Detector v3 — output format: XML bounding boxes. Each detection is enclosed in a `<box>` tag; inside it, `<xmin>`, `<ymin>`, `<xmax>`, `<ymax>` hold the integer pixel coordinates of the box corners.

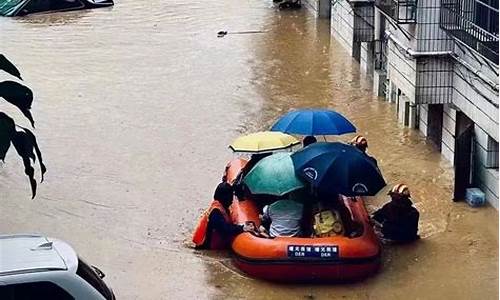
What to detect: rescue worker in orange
<box><xmin>193</xmin><ymin>182</ymin><xmax>255</xmax><ymax>249</ymax></box>
<box><xmin>350</xmin><ymin>135</ymin><xmax>378</xmax><ymax>166</ymax></box>
<box><xmin>371</xmin><ymin>184</ymin><xmax>420</xmax><ymax>243</ymax></box>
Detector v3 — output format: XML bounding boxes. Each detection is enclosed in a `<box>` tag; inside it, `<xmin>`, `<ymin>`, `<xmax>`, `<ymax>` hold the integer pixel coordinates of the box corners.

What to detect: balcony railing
<box><xmin>374</xmin><ymin>39</ymin><xmax>388</xmax><ymax>72</ymax></box>
<box><xmin>353</xmin><ymin>4</ymin><xmax>375</xmax><ymax>42</ymax></box>
<box><xmin>375</xmin><ymin>0</ymin><xmax>418</xmax><ymax>23</ymax></box>
<box><xmin>440</xmin><ymin>0</ymin><xmax>499</xmax><ymax>63</ymax></box>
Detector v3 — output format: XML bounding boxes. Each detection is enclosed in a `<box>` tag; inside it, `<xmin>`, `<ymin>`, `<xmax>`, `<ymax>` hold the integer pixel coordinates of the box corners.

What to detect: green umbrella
<box><xmin>243</xmin><ymin>152</ymin><xmax>305</xmax><ymax>196</ymax></box>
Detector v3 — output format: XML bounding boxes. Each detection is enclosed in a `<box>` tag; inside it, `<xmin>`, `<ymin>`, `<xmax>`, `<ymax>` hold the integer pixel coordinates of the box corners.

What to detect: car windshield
<box><xmin>0</xmin><ymin>0</ymin><xmax>23</xmax><ymax>15</ymax></box>
<box><xmin>76</xmin><ymin>257</ymin><xmax>114</xmax><ymax>300</ymax></box>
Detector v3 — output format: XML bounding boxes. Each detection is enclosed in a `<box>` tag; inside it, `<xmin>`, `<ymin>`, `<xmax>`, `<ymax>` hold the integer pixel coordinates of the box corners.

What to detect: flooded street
<box><xmin>0</xmin><ymin>0</ymin><xmax>497</xmax><ymax>298</ymax></box>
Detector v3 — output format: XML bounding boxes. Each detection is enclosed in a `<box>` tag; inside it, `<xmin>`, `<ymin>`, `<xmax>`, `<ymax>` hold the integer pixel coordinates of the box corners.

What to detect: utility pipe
<box><xmin>384</xmin><ymin>31</ymin><xmax>499</xmax><ymax>91</ymax></box>
<box><xmin>384</xmin><ymin>31</ymin><xmax>452</xmax><ymax>57</ymax></box>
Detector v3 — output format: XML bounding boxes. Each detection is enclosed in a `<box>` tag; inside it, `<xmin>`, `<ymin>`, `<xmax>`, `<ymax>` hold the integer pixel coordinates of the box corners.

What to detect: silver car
<box><xmin>0</xmin><ymin>0</ymin><xmax>114</xmax><ymax>17</ymax></box>
<box><xmin>0</xmin><ymin>234</ymin><xmax>115</xmax><ymax>300</ymax></box>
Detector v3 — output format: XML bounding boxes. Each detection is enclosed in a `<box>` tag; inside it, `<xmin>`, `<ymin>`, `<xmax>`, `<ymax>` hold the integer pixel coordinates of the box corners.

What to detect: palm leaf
<box><xmin>11</xmin><ymin>130</ymin><xmax>38</xmax><ymax>198</ymax></box>
<box><xmin>0</xmin><ymin>81</ymin><xmax>35</xmax><ymax>127</ymax></box>
<box><xmin>0</xmin><ymin>112</ymin><xmax>15</xmax><ymax>161</ymax></box>
<box><xmin>0</xmin><ymin>55</ymin><xmax>22</xmax><ymax>80</ymax></box>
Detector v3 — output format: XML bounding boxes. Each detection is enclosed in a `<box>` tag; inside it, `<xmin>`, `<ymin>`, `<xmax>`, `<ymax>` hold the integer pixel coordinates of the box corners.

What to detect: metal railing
<box><xmin>440</xmin><ymin>0</ymin><xmax>499</xmax><ymax>63</ymax></box>
<box><xmin>353</xmin><ymin>4</ymin><xmax>375</xmax><ymax>41</ymax></box>
<box><xmin>375</xmin><ymin>0</ymin><xmax>418</xmax><ymax>23</ymax></box>
<box><xmin>374</xmin><ymin>39</ymin><xmax>388</xmax><ymax>71</ymax></box>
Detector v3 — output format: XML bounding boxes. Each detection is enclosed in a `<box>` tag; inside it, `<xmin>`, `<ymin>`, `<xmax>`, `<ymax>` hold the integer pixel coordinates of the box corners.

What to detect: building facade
<box><xmin>305</xmin><ymin>0</ymin><xmax>499</xmax><ymax>208</ymax></box>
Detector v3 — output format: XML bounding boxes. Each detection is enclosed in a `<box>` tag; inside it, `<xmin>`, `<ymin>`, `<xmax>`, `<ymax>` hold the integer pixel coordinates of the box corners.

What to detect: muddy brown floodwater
<box><xmin>0</xmin><ymin>0</ymin><xmax>497</xmax><ymax>299</ymax></box>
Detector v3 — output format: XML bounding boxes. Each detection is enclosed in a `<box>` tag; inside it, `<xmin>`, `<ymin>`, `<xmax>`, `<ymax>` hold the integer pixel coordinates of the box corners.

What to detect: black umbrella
<box><xmin>291</xmin><ymin>142</ymin><xmax>386</xmax><ymax>196</ymax></box>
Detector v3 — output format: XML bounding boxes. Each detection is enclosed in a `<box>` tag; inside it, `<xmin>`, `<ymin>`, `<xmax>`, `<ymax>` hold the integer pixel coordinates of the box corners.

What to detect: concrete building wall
<box><xmin>451</xmin><ymin>45</ymin><xmax>499</xmax><ymax>207</ymax></box>
<box><xmin>452</xmin><ymin>46</ymin><xmax>499</xmax><ymax>141</ymax></box>
<box><xmin>473</xmin><ymin>126</ymin><xmax>499</xmax><ymax>209</ymax></box>
<box><xmin>331</xmin><ymin>0</ymin><xmax>355</xmax><ymax>54</ymax></box>
<box><xmin>415</xmin><ymin>0</ymin><xmax>453</xmax><ymax>52</ymax></box>
<box><xmin>303</xmin><ymin>0</ymin><xmax>320</xmax><ymax>13</ymax></box>
<box><xmin>419</xmin><ymin>104</ymin><xmax>428</xmax><ymax>136</ymax></box>
<box><xmin>360</xmin><ymin>42</ymin><xmax>374</xmax><ymax>73</ymax></box>
<box><xmin>328</xmin><ymin>0</ymin><xmax>499</xmax><ymax>207</ymax></box>
<box><xmin>441</xmin><ymin>104</ymin><xmax>456</xmax><ymax>164</ymax></box>
<box><xmin>386</xmin><ymin>40</ymin><xmax>417</xmax><ymax>103</ymax></box>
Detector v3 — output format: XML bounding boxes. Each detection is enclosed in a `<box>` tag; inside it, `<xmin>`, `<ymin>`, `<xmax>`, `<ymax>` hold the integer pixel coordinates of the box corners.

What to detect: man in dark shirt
<box><xmin>193</xmin><ymin>182</ymin><xmax>254</xmax><ymax>249</ymax></box>
<box><xmin>372</xmin><ymin>184</ymin><xmax>420</xmax><ymax>243</ymax></box>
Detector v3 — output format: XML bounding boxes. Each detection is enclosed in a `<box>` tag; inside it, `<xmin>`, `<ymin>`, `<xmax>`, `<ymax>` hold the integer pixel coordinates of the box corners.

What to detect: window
<box><xmin>21</xmin><ymin>0</ymin><xmax>83</xmax><ymax>15</ymax></box>
<box><xmin>486</xmin><ymin>136</ymin><xmax>499</xmax><ymax>169</ymax></box>
<box><xmin>474</xmin><ymin>0</ymin><xmax>499</xmax><ymax>36</ymax></box>
<box><xmin>77</xmin><ymin>257</ymin><xmax>114</xmax><ymax>300</ymax></box>
<box><xmin>0</xmin><ymin>281</ymin><xmax>74</xmax><ymax>300</ymax></box>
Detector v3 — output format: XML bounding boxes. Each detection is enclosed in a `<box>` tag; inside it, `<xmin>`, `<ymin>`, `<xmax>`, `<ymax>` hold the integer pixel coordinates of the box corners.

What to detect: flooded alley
<box><xmin>0</xmin><ymin>0</ymin><xmax>497</xmax><ymax>299</ymax></box>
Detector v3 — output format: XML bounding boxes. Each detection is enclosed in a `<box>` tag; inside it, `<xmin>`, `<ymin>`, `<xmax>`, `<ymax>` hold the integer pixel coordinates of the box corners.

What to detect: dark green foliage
<box><xmin>0</xmin><ymin>54</ymin><xmax>22</xmax><ymax>80</ymax></box>
<box><xmin>0</xmin><ymin>112</ymin><xmax>15</xmax><ymax>161</ymax></box>
<box><xmin>0</xmin><ymin>55</ymin><xmax>45</xmax><ymax>198</ymax></box>
<box><xmin>0</xmin><ymin>81</ymin><xmax>35</xmax><ymax>128</ymax></box>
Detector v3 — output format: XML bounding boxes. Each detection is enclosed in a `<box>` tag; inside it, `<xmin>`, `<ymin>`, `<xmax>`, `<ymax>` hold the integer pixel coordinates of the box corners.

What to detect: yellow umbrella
<box><xmin>229</xmin><ymin>131</ymin><xmax>300</xmax><ymax>153</ymax></box>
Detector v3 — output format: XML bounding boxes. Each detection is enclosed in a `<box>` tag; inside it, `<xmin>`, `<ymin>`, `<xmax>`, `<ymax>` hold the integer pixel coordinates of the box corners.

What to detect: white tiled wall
<box><xmin>331</xmin><ymin>0</ymin><xmax>354</xmax><ymax>54</ymax></box>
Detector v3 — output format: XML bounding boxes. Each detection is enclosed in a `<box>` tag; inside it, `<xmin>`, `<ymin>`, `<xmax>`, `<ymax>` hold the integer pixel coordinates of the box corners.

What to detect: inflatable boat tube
<box><xmin>225</xmin><ymin>158</ymin><xmax>381</xmax><ymax>282</ymax></box>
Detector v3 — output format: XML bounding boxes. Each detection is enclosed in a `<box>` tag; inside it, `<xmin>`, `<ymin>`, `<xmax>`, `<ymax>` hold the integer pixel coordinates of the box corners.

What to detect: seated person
<box><xmin>311</xmin><ymin>201</ymin><xmax>344</xmax><ymax>237</ymax></box>
<box><xmin>310</xmin><ymin>194</ymin><xmax>361</xmax><ymax>238</ymax></box>
<box><xmin>259</xmin><ymin>199</ymin><xmax>304</xmax><ymax>237</ymax></box>
<box><xmin>371</xmin><ymin>184</ymin><xmax>420</xmax><ymax>243</ymax></box>
<box><xmin>193</xmin><ymin>182</ymin><xmax>254</xmax><ymax>249</ymax></box>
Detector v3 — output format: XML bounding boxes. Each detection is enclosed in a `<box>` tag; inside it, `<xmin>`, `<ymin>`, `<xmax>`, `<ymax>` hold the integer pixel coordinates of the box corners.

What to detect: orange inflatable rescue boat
<box><xmin>225</xmin><ymin>158</ymin><xmax>381</xmax><ymax>282</ymax></box>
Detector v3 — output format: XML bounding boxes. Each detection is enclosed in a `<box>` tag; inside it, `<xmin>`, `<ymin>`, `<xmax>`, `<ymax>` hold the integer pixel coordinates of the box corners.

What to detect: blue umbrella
<box><xmin>291</xmin><ymin>142</ymin><xmax>385</xmax><ymax>196</ymax></box>
<box><xmin>270</xmin><ymin>109</ymin><xmax>356</xmax><ymax>136</ymax></box>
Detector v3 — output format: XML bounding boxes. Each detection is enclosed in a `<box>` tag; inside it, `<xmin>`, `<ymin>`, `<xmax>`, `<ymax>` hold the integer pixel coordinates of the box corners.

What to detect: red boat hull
<box><xmin>225</xmin><ymin>158</ymin><xmax>382</xmax><ymax>282</ymax></box>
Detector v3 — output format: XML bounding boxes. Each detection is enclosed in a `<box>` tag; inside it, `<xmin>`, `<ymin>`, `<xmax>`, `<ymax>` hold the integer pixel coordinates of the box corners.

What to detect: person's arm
<box><xmin>371</xmin><ymin>204</ymin><xmax>388</xmax><ymax>224</ymax></box>
<box><xmin>260</xmin><ymin>205</ymin><xmax>272</xmax><ymax>228</ymax></box>
<box><xmin>209</xmin><ymin>210</ymin><xmax>244</xmax><ymax>236</ymax></box>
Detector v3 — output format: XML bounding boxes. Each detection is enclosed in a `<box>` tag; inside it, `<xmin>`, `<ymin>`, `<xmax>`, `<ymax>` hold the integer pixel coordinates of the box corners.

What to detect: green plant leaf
<box><xmin>11</xmin><ymin>130</ymin><xmax>38</xmax><ymax>199</ymax></box>
<box><xmin>0</xmin><ymin>55</ymin><xmax>22</xmax><ymax>80</ymax></box>
<box><xmin>0</xmin><ymin>81</ymin><xmax>34</xmax><ymax>127</ymax></box>
<box><xmin>0</xmin><ymin>112</ymin><xmax>15</xmax><ymax>161</ymax></box>
<box><xmin>18</xmin><ymin>126</ymin><xmax>47</xmax><ymax>182</ymax></box>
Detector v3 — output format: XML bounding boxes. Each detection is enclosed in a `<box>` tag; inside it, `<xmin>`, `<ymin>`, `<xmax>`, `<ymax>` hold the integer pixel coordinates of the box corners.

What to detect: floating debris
<box><xmin>217</xmin><ymin>30</ymin><xmax>266</xmax><ymax>38</ymax></box>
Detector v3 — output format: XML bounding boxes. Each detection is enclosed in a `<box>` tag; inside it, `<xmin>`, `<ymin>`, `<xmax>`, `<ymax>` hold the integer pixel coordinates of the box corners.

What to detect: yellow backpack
<box><xmin>313</xmin><ymin>210</ymin><xmax>344</xmax><ymax>237</ymax></box>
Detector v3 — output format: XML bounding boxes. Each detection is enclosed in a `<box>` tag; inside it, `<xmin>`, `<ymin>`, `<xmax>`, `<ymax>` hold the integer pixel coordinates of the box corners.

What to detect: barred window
<box><xmin>486</xmin><ymin>136</ymin><xmax>499</xmax><ymax>169</ymax></box>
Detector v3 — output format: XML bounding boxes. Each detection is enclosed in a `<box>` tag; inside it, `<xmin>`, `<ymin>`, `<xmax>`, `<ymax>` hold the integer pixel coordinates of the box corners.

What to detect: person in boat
<box><xmin>302</xmin><ymin>135</ymin><xmax>317</xmax><ymax>147</ymax></box>
<box><xmin>311</xmin><ymin>194</ymin><xmax>361</xmax><ymax>238</ymax></box>
<box><xmin>233</xmin><ymin>152</ymin><xmax>272</xmax><ymax>199</ymax></box>
<box><xmin>193</xmin><ymin>182</ymin><xmax>255</xmax><ymax>249</ymax></box>
<box><xmin>350</xmin><ymin>135</ymin><xmax>378</xmax><ymax>166</ymax></box>
<box><xmin>277</xmin><ymin>0</ymin><xmax>301</xmax><ymax>9</ymax></box>
<box><xmin>259</xmin><ymin>197</ymin><xmax>304</xmax><ymax>238</ymax></box>
<box><xmin>371</xmin><ymin>184</ymin><xmax>420</xmax><ymax>243</ymax></box>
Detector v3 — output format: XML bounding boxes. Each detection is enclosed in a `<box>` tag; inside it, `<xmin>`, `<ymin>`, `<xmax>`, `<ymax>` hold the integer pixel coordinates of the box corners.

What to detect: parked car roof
<box><xmin>0</xmin><ymin>0</ymin><xmax>114</xmax><ymax>17</ymax></box>
<box><xmin>0</xmin><ymin>234</ymin><xmax>77</xmax><ymax>276</ymax></box>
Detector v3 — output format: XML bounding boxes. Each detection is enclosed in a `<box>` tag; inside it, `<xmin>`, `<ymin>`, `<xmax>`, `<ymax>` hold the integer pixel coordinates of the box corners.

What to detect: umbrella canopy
<box><xmin>243</xmin><ymin>152</ymin><xmax>305</xmax><ymax>196</ymax></box>
<box><xmin>270</xmin><ymin>109</ymin><xmax>356</xmax><ymax>136</ymax></box>
<box><xmin>229</xmin><ymin>131</ymin><xmax>300</xmax><ymax>153</ymax></box>
<box><xmin>291</xmin><ymin>142</ymin><xmax>385</xmax><ymax>196</ymax></box>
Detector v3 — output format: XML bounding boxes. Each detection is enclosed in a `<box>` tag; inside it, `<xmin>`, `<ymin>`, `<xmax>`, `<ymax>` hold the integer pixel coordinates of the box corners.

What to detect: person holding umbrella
<box><xmin>193</xmin><ymin>182</ymin><xmax>255</xmax><ymax>249</ymax></box>
<box><xmin>371</xmin><ymin>184</ymin><xmax>420</xmax><ymax>243</ymax></box>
